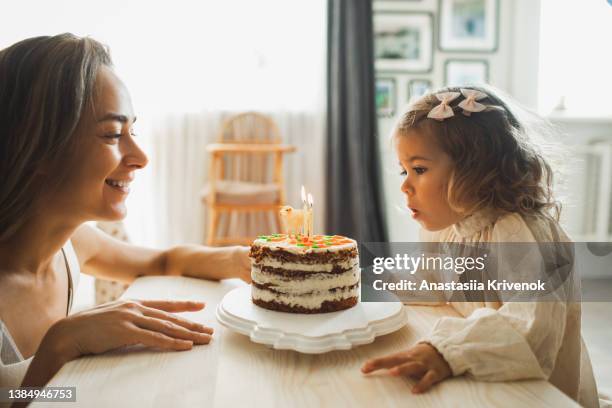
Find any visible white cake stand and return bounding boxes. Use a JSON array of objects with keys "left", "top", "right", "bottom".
[{"left": 216, "top": 286, "right": 407, "bottom": 354}]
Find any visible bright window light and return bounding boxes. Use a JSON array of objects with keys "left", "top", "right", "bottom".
[
  {"left": 2, "top": 0, "right": 326, "bottom": 115},
  {"left": 538, "top": 0, "right": 612, "bottom": 116}
]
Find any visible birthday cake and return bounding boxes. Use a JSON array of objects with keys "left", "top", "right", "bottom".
[{"left": 249, "top": 234, "right": 360, "bottom": 313}]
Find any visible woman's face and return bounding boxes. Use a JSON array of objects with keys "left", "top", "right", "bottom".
[
  {"left": 52, "top": 66, "right": 148, "bottom": 222},
  {"left": 395, "top": 129, "right": 463, "bottom": 231}
]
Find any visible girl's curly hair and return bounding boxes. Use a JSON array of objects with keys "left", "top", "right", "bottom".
[{"left": 395, "top": 85, "right": 562, "bottom": 222}]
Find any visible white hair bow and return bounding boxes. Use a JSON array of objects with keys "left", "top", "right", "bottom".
[
  {"left": 458, "top": 88, "right": 488, "bottom": 116},
  {"left": 427, "top": 92, "right": 460, "bottom": 121}
]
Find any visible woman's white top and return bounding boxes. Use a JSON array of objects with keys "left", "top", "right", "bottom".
[
  {"left": 0, "top": 240, "right": 80, "bottom": 388},
  {"left": 418, "top": 208, "right": 599, "bottom": 408}
]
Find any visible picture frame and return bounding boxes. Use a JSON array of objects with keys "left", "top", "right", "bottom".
[
  {"left": 374, "top": 12, "right": 434, "bottom": 73},
  {"left": 438, "top": 0, "right": 499, "bottom": 52},
  {"left": 407, "top": 79, "right": 432, "bottom": 102},
  {"left": 444, "top": 59, "right": 489, "bottom": 86},
  {"left": 375, "top": 77, "right": 396, "bottom": 117}
]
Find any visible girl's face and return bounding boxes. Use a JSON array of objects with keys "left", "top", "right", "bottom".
[
  {"left": 395, "top": 129, "right": 463, "bottom": 231},
  {"left": 52, "top": 66, "right": 148, "bottom": 222}
]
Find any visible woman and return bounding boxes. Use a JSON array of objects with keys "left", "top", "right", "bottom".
[{"left": 0, "top": 33, "right": 250, "bottom": 388}]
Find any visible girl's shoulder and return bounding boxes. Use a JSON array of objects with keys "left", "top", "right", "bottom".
[
  {"left": 490, "top": 212, "right": 529, "bottom": 242},
  {"left": 492, "top": 211, "right": 571, "bottom": 243}
]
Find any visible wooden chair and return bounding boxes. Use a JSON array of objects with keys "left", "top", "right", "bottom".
[{"left": 202, "top": 112, "right": 296, "bottom": 245}]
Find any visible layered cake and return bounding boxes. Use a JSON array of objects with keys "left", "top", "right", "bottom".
[{"left": 249, "top": 234, "right": 360, "bottom": 313}]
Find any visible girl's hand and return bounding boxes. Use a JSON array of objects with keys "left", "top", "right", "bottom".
[
  {"left": 361, "top": 343, "right": 452, "bottom": 394},
  {"left": 44, "top": 299, "right": 213, "bottom": 362}
]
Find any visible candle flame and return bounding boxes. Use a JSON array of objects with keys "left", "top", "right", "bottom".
[
  {"left": 307, "top": 193, "right": 313, "bottom": 207},
  {"left": 301, "top": 185, "right": 306, "bottom": 203}
]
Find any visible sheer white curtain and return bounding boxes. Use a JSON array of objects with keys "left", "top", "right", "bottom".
[
  {"left": 2, "top": 0, "right": 328, "bottom": 248},
  {"left": 137, "top": 111, "right": 326, "bottom": 247}
]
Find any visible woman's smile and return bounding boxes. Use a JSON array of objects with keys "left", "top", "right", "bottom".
[
  {"left": 56, "top": 65, "right": 149, "bottom": 221},
  {"left": 104, "top": 177, "right": 133, "bottom": 194}
]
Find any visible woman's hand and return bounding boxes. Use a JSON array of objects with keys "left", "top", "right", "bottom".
[
  {"left": 21, "top": 299, "right": 212, "bottom": 388},
  {"left": 45, "top": 299, "right": 213, "bottom": 361},
  {"left": 166, "top": 245, "right": 251, "bottom": 283},
  {"left": 223, "top": 246, "right": 251, "bottom": 282},
  {"left": 361, "top": 343, "right": 452, "bottom": 394}
]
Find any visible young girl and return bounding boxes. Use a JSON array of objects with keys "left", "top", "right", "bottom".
[
  {"left": 361, "top": 86, "right": 599, "bottom": 407},
  {"left": 0, "top": 34, "right": 250, "bottom": 390}
]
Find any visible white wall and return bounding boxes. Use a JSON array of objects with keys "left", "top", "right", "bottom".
[{"left": 550, "top": 117, "right": 612, "bottom": 242}]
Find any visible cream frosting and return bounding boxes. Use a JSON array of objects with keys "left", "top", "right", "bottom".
[
  {"left": 252, "top": 257, "right": 358, "bottom": 272},
  {"left": 252, "top": 265, "right": 360, "bottom": 293},
  {"left": 252, "top": 285, "right": 359, "bottom": 309}
]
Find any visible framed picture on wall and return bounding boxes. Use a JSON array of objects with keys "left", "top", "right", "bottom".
[
  {"left": 374, "top": 12, "right": 434, "bottom": 73},
  {"left": 438, "top": 0, "right": 499, "bottom": 52},
  {"left": 376, "top": 77, "right": 396, "bottom": 117},
  {"left": 444, "top": 59, "right": 489, "bottom": 86},
  {"left": 407, "top": 79, "right": 432, "bottom": 102}
]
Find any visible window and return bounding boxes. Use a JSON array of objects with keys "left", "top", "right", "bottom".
[
  {"left": 2, "top": 0, "right": 326, "bottom": 114},
  {"left": 538, "top": 0, "right": 612, "bottom": 115}
]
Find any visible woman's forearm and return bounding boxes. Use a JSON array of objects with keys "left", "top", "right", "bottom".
[
  {"left": 19, "top": 349, "right": 66, "bottom": 389},
  {"left": 19, "top": 328, "right": 71, "bottom": 389}
]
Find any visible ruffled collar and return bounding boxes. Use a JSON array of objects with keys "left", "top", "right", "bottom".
[{"left": 452, "top": 207, "right": 500, "bottom": 238}]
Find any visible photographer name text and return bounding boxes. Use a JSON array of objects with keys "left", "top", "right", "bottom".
[{"left": 372, "top": 279, "right": 547, "bottom": 292}]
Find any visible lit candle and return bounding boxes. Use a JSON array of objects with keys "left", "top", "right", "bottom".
[
  {"left": 301, "top": 185, "right": 308, "bottom": 237},
  {"left": 307, "top": 193, "right": 314, "bottom": 238}
]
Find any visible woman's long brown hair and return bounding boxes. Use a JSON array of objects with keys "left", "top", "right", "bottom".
[{"left": 0, "top": 33, "right": 112, "bottom": 240}]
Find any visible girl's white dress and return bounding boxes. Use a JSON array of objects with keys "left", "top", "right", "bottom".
[{"left": 419, "top": 208, "right": 599, "bottom": 407}]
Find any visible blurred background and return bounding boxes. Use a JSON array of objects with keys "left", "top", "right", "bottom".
[
  {"left": 2, "top": 0, "right": 611, "bottom": 395},
  {"left": 4, "top": 0, "right": 611, "bottom": 246}
]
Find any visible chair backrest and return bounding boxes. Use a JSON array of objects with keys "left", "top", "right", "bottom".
[
  {"left": 216, "top": 112, "right": 281, "bottom": 183},
  {"left": 218, "top": 111, "right": 281, "bottom": 144}
]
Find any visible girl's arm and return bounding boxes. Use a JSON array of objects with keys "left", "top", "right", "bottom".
[
  {"left": 419, "top": 215, "right": 573, "bottom": 382},
  {"left": 363, "top": 300, "right": 568, "bottom": 394},
  {"left": 71, "top": 224, "right": 250, "bottom": 283},
  {"left": 420, "top": 301, "right": 567, "bottom": 381},
  {"left": 364, "top": 214, "right": 572, "bottom": 390}
]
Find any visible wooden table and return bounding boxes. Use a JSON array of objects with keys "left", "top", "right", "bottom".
[{"left": 45, "top": 276, "right": 578, "bottom": 407}]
